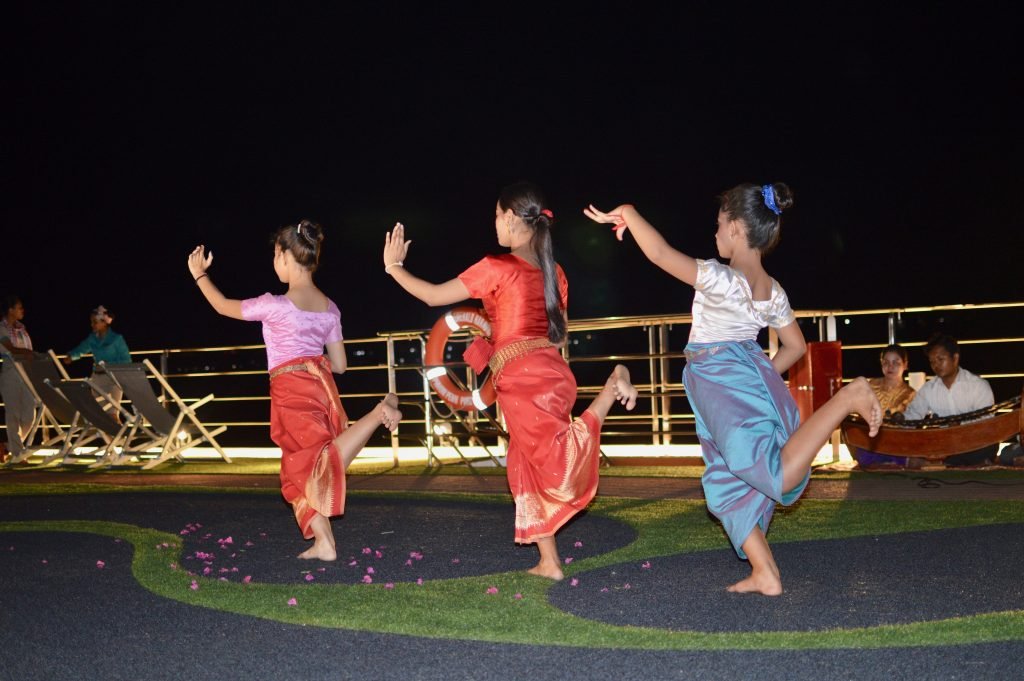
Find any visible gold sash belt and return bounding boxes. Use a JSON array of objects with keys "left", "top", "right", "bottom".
[
  {"left": 488, "top": 338, "right": 554, "bottom": 381},
  {"left": 269, "top": 362, "right": 312, "bottom": 380}
]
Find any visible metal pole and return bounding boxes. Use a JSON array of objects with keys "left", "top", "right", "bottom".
[
  {"left": 386, "top": 336, "right": 398, "bottom": 467},
  {"left": 658, "top": 322, "right": 672, "bottom": 445},
  {"left": 419, "top": 336, "right": 435, "bottom": 465},
  {"left": 647, "top": 325, "right": 658, "bottom": 445}
]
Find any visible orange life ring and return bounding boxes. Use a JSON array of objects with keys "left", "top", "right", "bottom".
[{"left": 424, "top": 306, "right": 497, "bottom": 412}]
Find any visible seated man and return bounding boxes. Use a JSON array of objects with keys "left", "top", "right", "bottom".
[{"left": 904, "top": 333, "right": 997, "bottom": 467}]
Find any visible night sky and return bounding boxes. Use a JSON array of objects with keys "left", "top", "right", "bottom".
[{"left": 6, "top": 4, "right": 1022, "bottom": 356}]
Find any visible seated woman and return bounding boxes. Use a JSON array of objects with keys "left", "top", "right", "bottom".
[
  {"left": 63, "top": 305, "right": 132, "bottom": 412},
  {"left": 853, "top": 344, "right": 920, "bottom": 469}
]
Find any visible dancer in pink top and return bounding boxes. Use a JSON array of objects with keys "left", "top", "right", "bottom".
[{"left": 188, "top": 220, "right": 402, "bottom": 561}]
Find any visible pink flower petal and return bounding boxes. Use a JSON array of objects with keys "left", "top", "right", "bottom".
[
  {"left": 231, "top": 567, "right": 239, "bottom": 572},
  {"left": 624, "top": 583, "right": 631, "bottom": 589},
  {"left": 245, "top": 541, "right": 255, "bottom": 547},
  {"left": 641, "top": 561, "right": 651, "bottom": 569},
  {"left": 41, "top": 559, "right": 48, "bottom": 565},
  {"left": 416, "top": 578, "right": 423, "bottom": 586},
  {"left": 304, "top": 574, "right": 314, "bottom": 582},
  {"left": 259, "top": 532, "right": 267, "bottom": 538},
  {"left": 600, "top": 587, "right": 609, "bottom": 593},
  {"left": 242, "top": 575, "right": 252, "bottom": 584},
  {"left": 362, "top": 575, "right": 373, "bottom": 584},
  {"left": 514, "top": 593, "right": 523, "bottom": 600},
  {"left": 203, "top": 567, "right": 211, "bottom": 575},
  {"left": 366, "top": 567, "right": 375, "bottom": 575},
  {"left": 486, "top": 586, "right": 498, "bottom": 595},
  {"left": 219, "top": 577, "right": 228, "bottom": 582},
  {"left": 374, "top": 550, "right": 383, "bottom": 559},
  {"left": 384, "top": 583, "right": 394, "bottom": 589},
  {"left": 96, "top": 560, "right": 105, "bottom": 569},
  {"left": 114, "top": 539, "right": 122, "bottom": 543},
  {"left": 574, "top": 541, "right": 583, "bottom": 548},
  {"left": 348, "top": 560, "right": 358, "bottom": 567},
  {"left": 220, "top": 537, "right": 233, "bottom": 545},
  {"left": 317, "top": 567, "right": 326, "bottom": 572},
  {"left": 404, "top": 559, "right": 413, "bottom": 566},
  {"left": 564, "top": 557, "right": 574, "bottom": 564},
  {"left": 451, "top": 558, "right": 461, "bottom": 564},
  {"left": 570, "top": 578, "right": 579, "bottom": 587},
  {"left": 170, "top": 563, "right": 178, "bottom": 570},
  {"left": 362, "top": 547, "right": 372, "bottom": 555},
  {"left": 190, "top": 581, "right": 199, "bottom": 591},
  {"left": 287, "top": 598, "right": 297, "bottom": 606}
]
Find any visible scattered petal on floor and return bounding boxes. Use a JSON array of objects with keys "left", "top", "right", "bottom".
[
  {"left": 304, "top": 574, "right": 314, "bottom": 582},
  {"left": 570, "top": 578, "right": 579, "bottom": 587},
  {"left": 641, "top": 561, "right": 651, "bottom": 569},
  {"left": 564, "top": 557, "right": 574, "bottom": 565},
  {"left": 384, "top": 583, "right": 394, "bottom": 589},
  {"left": 416, "top": 578, "right": 423, "bottom": 586},
  {"left": 242, "top": 575, "right": 252, "bottom": 584},
  {"left": 366, "top": 567, "right": 375, "bottom": 575},
  {"left": 362, "top": 547, "right": 372, "bottom": 554},
  {"left": 190, "top": 581, "right": 199, "bottom": 591},
  {"left": 96, "top": 560, "right": 105, "bottom": 569},
  {"left": 362, "top": 575, "right": 373, "bottom": 584},
  {"left": 452, "top": 558, "right": 461, "bottom": 564},
  {"left": 514, "top": 593, "right": 523, "bottom": 600},
  {"left": 574, "top": 541, "right": 583, "bottom": 548},
  {"left": 486, "top": 586, "right": 498, "bottom": 595},
  {"left": 287, "top": 598, "right": 297, "bottom": 606}
]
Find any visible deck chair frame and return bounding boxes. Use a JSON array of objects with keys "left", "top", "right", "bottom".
[
  {"left": 104, "top": 359, "right": 230, "bottom": 469},
  {"left": 45, "top": 377, "right": 152, "bottom": 467}
]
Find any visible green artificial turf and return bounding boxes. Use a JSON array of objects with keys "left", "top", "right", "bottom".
[{"left": 2, "top": 489, "right": 1023, "bottom": 650}]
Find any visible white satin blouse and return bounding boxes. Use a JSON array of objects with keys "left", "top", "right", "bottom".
[{"left": 688, "top": 259, "right": 795, "bottom": 344}]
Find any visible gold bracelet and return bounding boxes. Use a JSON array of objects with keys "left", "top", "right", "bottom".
[{"left": 384, "top": 261, "right": 404, "bottom": 273}]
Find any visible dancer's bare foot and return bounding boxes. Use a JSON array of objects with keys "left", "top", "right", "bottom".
[
  {"left": 609, "top": 364, "right": 638, "bottom": 411},
  {"left": 726, "top": 569, "right": 783, "bottom": 596},
  {"left": 298, "top": 541, "right": 337, "bottom": 561},
  {"left": 845, "top": 377, "right": 883, "bottom": 436},
  {"left": 379, "top": 393, "right": 402, "bottom": 432},
  {"left": 527, "top": 561, "right": 565, "bottom": 581}
]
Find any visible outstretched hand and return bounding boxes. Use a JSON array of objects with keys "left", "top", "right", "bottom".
[
  {"left": 384, "top": 222, "right": 411, "bottom": 269},
  {"left": 583, "top": 204, "right": 631, "bottom": 241},
  {"left": 188, "top": 245, "right": 213, "bottom": 279}
]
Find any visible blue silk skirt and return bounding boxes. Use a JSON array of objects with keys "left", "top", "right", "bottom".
[{"left": 682, "top": 340, "right": 808, "bottom": 558}]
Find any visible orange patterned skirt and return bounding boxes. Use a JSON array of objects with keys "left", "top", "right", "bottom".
[
  {"left": 494, "top": 345, "right": 601, "bottom": 544},
  {"left": 269, "top": 355, "right": 349, "bottom": 539}
]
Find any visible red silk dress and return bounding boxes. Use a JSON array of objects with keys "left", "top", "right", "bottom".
[
  {"left": 242, "top": 293, "right": 349, "bottom": 540},
  {"left": 459, "top": 254, "right": 601, "bottom": 544}
]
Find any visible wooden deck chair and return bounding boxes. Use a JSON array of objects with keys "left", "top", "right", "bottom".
[
  {"left": 46, "top": 378, "right": 146, "bottom": 467},
  {"left": 103, "top": 360, "right": 230, "bottom": 470},
  {"left": 6, "top": 354, "right": 89, "bottom": 464}
]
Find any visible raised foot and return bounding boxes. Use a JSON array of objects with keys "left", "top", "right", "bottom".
[
  {"left": 527, "top": 563, "right": 565, "bottom": 581},
  {"left": 846, "top": 377, "right": 883, "bottom": 437},
  {"left": 726, "top": 572, "right": 782, "bottom": 596},
  {"left": 298, "top": 542, "right": 337, "bottom": 562},
  {"left": 609, "top": 364, "right": 638, "bottom": 411},
  {"left": 379, "top": 392, "right": 403, "bottom": 432}
]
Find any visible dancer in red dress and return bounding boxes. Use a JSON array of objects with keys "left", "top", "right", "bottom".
[
  {"left": 383, "top": 182, "right": 638, "bottom": 580},
  {"left": 188, "top": 220, "right": 402, "bottom": 561}
]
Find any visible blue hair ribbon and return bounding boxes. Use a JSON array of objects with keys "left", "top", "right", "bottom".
[{"left": 762, "top": 185, "right": 781, "bottom": 215}]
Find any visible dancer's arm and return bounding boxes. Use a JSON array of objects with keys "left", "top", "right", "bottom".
[
  {"left": 383, "top": 223, "right": 470, "bottom": 306},
  {"left": 325, "top": 341, "right": 347, "bottom": 374},
  {"left": 187, "top": 245, "right": 244, "bottom": 320},
  {"left": 771, "top": 321, "right": 807, "bottom": 375},
  {"left": 584, "top": 204, "right": 698, "bottom": 286}
]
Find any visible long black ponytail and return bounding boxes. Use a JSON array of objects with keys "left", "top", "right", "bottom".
[{"left": 498, "top": 182, "right": 566, "bottom": 345}]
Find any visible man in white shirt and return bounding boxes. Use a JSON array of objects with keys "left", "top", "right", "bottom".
[{"left": 904, "top": 333, "right": 997, "bottom": 466}]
